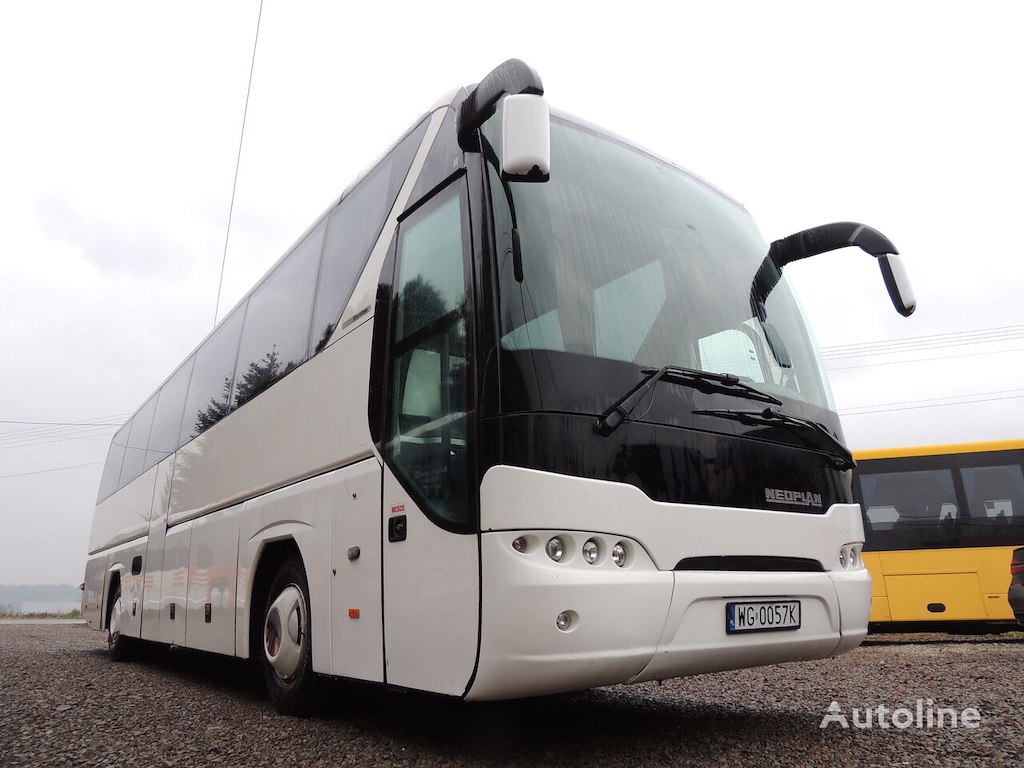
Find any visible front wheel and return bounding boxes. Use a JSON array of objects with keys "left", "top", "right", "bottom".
[{"left": 261, "top": 558, "right": 317, "bottom": 715}]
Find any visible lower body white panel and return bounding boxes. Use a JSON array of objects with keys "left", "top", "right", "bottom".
[
  {"left": 185, "top": 509, "right": 240, "bottom": 655},
  {"left": 159, "top": 521, "right": 192, "bottom": 646},
  {"left": 81, "top": 538, "right": 148, "bottom": 637}
]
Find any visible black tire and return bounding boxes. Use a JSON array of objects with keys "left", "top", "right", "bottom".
[
  {"left": 106, "top": 584, "right": 135, "bottom": 662},
  {"left": 261, "top": 557, "right": 317, "bottom": 715}
]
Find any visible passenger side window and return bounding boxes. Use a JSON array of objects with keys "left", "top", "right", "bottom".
[
  {"left": 386, "top": 185, "right": 471, "bottom": 528},
  {"left": 310, "top": 119, "right": 428, "bottom": 354},
  {"left": 97, "top": 424, "right": 129, "bottom": 502},
  {"left": 860, "top": 469, "right": 959, "bottom": 550},
  {"left": 232, "top": 222, "right": 324, "bottom": 410},
  {"left": 961, "top": 464, "right": 1024, "bottom": 520},
  {"left": 119, "top": 395, "right": 157, "bottom": 487},
  {"left": 959, "top": 463, "right": 1024, "bottom": 546},
  {"left": 145, "top": 357, "right": 194, "bottom": 469},
  {"left": 179, "top": 306, "right": 246, "bottom": 444}
]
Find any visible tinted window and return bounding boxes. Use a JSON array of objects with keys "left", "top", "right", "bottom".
[
  {"left": 119, "top": 396, "right": 158, "bottom": 486},
  {"left": 145, "top": 356, "right": 194, "bottom": 468},
  {"left": 960, "top": 463, "right": 1024, "bottom": 546},
  {"left": 396, "top": 195, "right": 466, "bottom": 337},
  {"left": 409, "top": 108, "right": 460, "bottom": 203},
  {"left": 860, "top": 468, "right": 960, "bottom": 550},
  {"left": 233, "top": 223, "right": 324, "bottom": 410},
  {"left": 858, "top": 451, "right": 1024, "bottom": 551},
  {"left": 97, "top": 424, "right": 129, "bottom": 502},
  {"left": 386, "top": 184, "right": 471, "bottom": 529},
  {"left": 311, "top": 119, "right": 428, "bottom": 354},
  {"left": 180, "top": 306, "right": 246, "bottom": 444},
  {"left": 962, "top": 464, "right": 1024, "bottom": 518}
]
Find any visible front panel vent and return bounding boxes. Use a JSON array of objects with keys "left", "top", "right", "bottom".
[{"left": 674, "top": 555, "right": 824, "bottom": 572}]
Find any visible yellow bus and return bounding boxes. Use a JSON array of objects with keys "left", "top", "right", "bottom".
[{"left": 854, "top": 440, "right": 1024, "bottom": 628}]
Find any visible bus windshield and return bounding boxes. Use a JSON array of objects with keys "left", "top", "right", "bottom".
[{"left": 486, "top": 114, "right": 835, "bottom": 418}]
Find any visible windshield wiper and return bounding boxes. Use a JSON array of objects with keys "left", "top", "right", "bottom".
[
  {"left": 691, "top": 407, "right": 856, "bottom": 470},
  {"left": 595, "top": 366, "right": 782, "bottom": 437}
]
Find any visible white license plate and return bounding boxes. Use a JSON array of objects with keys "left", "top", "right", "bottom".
[{"left": 726, "top": 600, "right": 801, "bottom": 634}]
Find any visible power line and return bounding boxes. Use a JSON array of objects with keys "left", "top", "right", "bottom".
[
  {"left": 820, "top": 324, "right": 1024, "bottom": 360},
  {"left": 840, "top": 389, "right": 1024, "bottom": 416},
  {"left": 826, "top": 345, "right": 1024, "bottom": 372},
  {"left": 0, "top": 430, "right": 116, "bottom": 451},
  {"left": 823, "top": 333, "right": 1024, "bottom": 361},
  {"left": 0, "top": 419, "right": 123, "bottom": 427},
  {"left": 0, "top": 461, "right": 105, "bottom": 481},
  {"left": 0, "top": 411, "right": 129, "bottom": 434},
  {"left": 0, "top": 412, "right": 129, "bottom": 449},
  {"left": 214, "top": 0, "right": 264, "bottom": 327},
  {"left": 823, "top": 321, "right": 1024, "bottom": 348}
]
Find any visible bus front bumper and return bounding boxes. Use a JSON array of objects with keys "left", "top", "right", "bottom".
[
  {"left": 466, "top": 531, "right": 870, "bottom": 701},
  {"left": 632, "top": 569, "right": 869, "bottom": 683}
]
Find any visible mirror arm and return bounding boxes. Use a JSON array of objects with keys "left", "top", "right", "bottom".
[
  {"left": 751, "top": 221, "right": 913, "bottom": 319},
  {"left": 769, "top": 222, "right": 898, "bottom": 267},
  {"left": 481, "top": 135, "right": 525, "bottom": 282},
  {"left": 457, "top": 59, "right": 544, "bottom": 151}
]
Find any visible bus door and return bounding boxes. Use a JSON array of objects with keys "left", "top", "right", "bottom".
[{"left": 379, "top": 178, "right": 480, "bottom": 695}]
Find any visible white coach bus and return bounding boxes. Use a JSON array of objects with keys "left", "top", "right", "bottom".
[{"left": 83, "top": 60, "right": 915, "bottom": 713}]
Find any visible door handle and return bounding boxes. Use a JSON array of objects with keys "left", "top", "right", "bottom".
[{"left": 388, "top": 514, "right": 407, "bottom": 543}]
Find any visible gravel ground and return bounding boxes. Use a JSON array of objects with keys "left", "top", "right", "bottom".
[{"left": 1, "top": 624, "right": 1021, "bottom": 768}]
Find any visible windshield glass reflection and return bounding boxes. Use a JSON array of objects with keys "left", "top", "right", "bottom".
[{"left": 486, "top": 114, "right": 835, "bottom": 414}]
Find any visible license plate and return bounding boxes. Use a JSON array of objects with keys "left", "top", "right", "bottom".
[{"left": 726, "top": 600, "right": 801, "bottom": 634}]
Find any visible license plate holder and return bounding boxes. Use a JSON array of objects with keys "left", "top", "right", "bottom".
[{"left": 726, "top": 600, "right": 801, "bottom": 634}]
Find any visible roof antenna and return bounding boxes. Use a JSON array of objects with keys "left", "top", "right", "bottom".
[{"left": 214, "top": 0, "right": 264, "bottom": 327}]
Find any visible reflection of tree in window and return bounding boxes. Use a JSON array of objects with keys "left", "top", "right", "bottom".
[
  {"left": 234, "top": 347, "right": 299, "bottom": 409},
  {"left": 399, "top": 276, "right": 448, "bottom": 341},
  {"left": 193, "top": 347, "right": 303, "bottom": 434},
  {"left": 194, "top": 377, "right": 233, "bottom": 436}
]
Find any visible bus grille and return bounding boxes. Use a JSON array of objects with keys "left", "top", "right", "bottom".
[{"left": 674, "top": 555, "right": 824, "bottom": 572}]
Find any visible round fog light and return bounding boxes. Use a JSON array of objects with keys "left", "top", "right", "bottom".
[
  {"left": 611, "top": 542, "right": 627, "bottom": 567},
  {"left": 582, "top": 539, "right": 599, "bottom": 565},
  {"left": 512, "top": 536, "right": 527, "bottom": 553},
  {"left": 546, "top": 536, "right": 565, "bottom": 562},
  {"left": 838, "top": 548, "right": 847, "bottom": 569}
]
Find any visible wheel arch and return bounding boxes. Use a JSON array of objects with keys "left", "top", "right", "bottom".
[
  {"left": 243, "top": 537, "right": 307, "bottom": 660},
  {"left": 102, "top": 563, "right": 126, "bottom": 632}
]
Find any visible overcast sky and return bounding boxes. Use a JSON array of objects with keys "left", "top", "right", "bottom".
[{"left": 2, "top": 2, "right": 1022, "bottom": 585}]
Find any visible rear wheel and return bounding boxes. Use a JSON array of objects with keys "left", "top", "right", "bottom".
[
  {"left": 261, "top": 557, "right": 317, "bottom": 715},
  {"left": 106, "top": 584, "right": 134, "bottom": 662}
]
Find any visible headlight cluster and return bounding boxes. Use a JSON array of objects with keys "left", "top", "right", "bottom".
[
  {"left": 837, "top": 543, "right": 863, "bottom": 570},
  {"left": 511, "top": 534, "right": 630, "bottom": 568}
]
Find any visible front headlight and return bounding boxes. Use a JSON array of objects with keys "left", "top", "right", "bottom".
[
  {"left": 546, "top": 536, "right": 565, "bottom": 562},
  {"left": 611, "top": 542, "right": 627, "bottom": 567}
]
